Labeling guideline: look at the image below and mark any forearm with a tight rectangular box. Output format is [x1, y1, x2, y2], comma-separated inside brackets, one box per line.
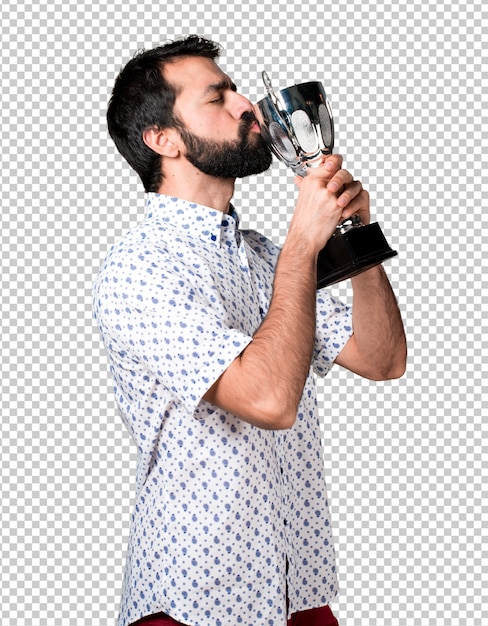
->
[206, 236, 318, 429]
[241, 239, 318, 423]
[347, 264, 407, 380]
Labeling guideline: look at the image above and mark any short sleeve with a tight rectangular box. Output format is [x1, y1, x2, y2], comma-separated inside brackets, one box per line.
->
[94, 241, 253, 416]
[313, 289, 353, 377]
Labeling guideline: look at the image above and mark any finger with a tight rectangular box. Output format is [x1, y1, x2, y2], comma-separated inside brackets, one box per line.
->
[327, 168, 354, 194]
[305, 155, 343, 182]
[340, 189, 370, 221]
[336, 180, 363, 208]
[323, 154, 343, 175]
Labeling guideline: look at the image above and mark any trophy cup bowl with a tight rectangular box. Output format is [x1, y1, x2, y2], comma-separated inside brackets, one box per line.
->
[255, 72, 397, 289]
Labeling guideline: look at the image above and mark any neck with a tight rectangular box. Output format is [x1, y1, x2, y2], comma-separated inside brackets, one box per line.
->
[157, 161, 236, 214]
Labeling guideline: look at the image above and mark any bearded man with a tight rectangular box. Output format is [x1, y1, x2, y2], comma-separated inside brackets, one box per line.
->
[93, 35, 406, 626]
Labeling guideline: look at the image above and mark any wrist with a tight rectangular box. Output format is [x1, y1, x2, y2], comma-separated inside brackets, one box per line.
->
[280, 235, 318, 269]
[286, 218, 335, 260]
[350, 263, 387, 286]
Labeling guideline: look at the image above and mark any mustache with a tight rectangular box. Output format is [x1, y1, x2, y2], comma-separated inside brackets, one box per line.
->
[239, 110, 259, 135]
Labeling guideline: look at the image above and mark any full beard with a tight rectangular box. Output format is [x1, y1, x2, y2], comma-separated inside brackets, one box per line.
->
[180, 111, 273, 178]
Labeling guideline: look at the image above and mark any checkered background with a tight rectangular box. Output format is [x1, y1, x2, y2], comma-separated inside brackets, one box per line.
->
[1, 0, 486, 624]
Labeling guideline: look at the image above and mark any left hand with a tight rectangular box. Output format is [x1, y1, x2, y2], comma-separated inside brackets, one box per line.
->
[295, 154, 371, 226]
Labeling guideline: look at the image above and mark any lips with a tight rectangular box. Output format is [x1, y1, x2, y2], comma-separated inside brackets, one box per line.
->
[240, 110, 260, 135]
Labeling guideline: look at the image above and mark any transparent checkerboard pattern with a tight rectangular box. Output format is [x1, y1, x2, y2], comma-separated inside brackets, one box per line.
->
[1, 0, 486, 624]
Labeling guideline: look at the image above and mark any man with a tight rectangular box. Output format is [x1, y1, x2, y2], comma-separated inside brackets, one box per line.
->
[93, 35, 406, 626]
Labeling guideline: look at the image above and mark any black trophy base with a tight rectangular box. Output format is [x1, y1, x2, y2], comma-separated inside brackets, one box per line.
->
[316, 222, 397, 289]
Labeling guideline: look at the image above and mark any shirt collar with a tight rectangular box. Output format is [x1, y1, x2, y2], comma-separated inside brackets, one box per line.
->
[145, 193, 240, 248]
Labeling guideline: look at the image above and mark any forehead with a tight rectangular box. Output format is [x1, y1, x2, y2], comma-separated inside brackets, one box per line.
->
[163, 56, 230, 99]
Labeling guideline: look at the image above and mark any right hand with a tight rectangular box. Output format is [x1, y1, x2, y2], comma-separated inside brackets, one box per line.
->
[291, 154, 365, 254]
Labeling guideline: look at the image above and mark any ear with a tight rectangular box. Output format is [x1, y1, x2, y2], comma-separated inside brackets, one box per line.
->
[142, 127, 181, 157]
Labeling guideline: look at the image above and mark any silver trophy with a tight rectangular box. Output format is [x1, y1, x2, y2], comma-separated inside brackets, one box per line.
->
[255, 72, 397, 288]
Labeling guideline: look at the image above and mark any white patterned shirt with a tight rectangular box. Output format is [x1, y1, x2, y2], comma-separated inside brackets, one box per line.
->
[92, 193, 353, 626]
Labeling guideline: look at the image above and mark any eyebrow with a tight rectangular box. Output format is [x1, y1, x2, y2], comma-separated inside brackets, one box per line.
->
[202, 78, 237, 97]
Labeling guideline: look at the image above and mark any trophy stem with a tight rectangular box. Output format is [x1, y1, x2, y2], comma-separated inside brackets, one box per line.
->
[333, 213, 363, 235]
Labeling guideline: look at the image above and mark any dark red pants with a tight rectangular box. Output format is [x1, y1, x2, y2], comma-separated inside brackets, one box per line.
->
[131, 604, 339, 625]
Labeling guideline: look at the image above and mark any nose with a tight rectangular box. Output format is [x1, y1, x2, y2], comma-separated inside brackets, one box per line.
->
[229, 91, 254, 119]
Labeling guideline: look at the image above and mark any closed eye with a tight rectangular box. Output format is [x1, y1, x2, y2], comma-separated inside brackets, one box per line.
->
[207, 80, 238, 104]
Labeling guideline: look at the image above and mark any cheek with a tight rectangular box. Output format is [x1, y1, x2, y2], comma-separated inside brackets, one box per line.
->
[190, 113, 238, 141]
